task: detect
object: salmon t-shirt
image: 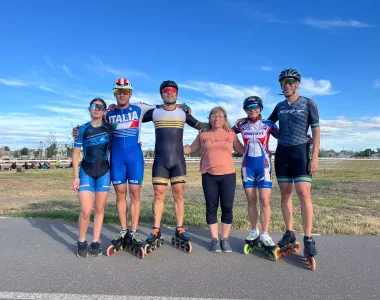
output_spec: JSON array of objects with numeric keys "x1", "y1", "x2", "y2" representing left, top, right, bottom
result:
[{"x1": 199, "y1": 130, "x2": 236, "y2": 175}]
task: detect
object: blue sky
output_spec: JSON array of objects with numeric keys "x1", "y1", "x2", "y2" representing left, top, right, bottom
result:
[{"x1": 1, "y1": 0, "x2": 379, "y2": 152}]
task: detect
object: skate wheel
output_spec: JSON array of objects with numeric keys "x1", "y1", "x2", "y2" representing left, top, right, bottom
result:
[
  {"x1": 274, "y1": 247, "x2": 281, "y2": 259},
  {"x1": 243, "y1": 244, "x2": 250, "y2": 255},
  {"x1": 185, "y1": 242, "x2": 192, "y2": 253},
  {"x1": 294, "y1": 241, "x2": 301, "y2": 253},
  {"x1": 272, "y1": 247, "x2": 279, "y2": 261},
  {"x1": 304, "y1": 254, "x2": 316, "y2": 271},
  {"x1": 139, "y1": 247, "x2": 145, "y2": 259},
  {"x1": 106, "y1": 245, "x2": 115, "y2": 257},
  {"x1": 144, "y1": 244, "x2": 151, "y2": 255}
]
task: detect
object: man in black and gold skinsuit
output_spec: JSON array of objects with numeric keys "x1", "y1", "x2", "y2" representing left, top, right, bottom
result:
[{"x1": 143, "y1": 80, "x2": 206, "y2": 246}]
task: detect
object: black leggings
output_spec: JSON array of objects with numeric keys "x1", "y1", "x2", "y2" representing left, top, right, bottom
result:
[{"x1": 201, "y1": 172, "x2": 236, "y2": 225}]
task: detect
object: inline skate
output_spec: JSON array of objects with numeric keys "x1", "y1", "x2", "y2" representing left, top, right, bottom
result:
[
  {"x1": 144, "y1": 227, "x2": 164, "y2": 255},
  {"x1": 303, "y1": 236, "x2": 317, "y2": 271},
  {"x1": 275, "y1": 230, "x2": 301, "y2": 259},
  {"x1": 171, "y1": 226, "x2": 192, "y2": 253},
  {"x1": 124, "y1": 230, "x2": 145, "y2": 259},
  {"x1": 244, "y1": 232, "x2": 279, "y2": 261},
  {"x1": 106, "y1": 230, "x2": 128, "y2": 256}
]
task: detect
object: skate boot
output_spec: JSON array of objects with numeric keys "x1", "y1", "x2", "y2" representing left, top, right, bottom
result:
[
  {"x1": 303, "y1": 236, "x2": 317, "y2": 271},
  {"x1": 172, "y1": 226, "x2": 192, "y2": 253},
  {"x1": 243, "y1": 229, "x2": 260, "y2": 254},
  {"x1": 106, "y1": 230, "x2": 128, "y2": 256},
  {"x1": 124, "y1": 230, "x2": 145, "y2": 259},
  {"x1": 276, "y1": 230, "x2": 301, "y2": 258},
  {"x1": 259, "y1": 233, "x2": 279, "y2": 261},
  {"x1": 76, "y1": 240, "x2": 88, "y2": 258},
  {"x1": 144, "y1": 227, "x2": 164, "y2": 255}
]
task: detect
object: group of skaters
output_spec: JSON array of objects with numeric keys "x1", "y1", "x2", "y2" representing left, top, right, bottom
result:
[{"x1": 72, "y1": 68, "x2": 320, "y2": 263}]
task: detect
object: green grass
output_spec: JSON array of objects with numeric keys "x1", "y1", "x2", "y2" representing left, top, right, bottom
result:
[{"x1": 1, "y1": 160, "x2": 380, "y2": 235}]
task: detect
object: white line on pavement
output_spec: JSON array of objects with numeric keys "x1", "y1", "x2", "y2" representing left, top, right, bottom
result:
[{"x1": 0, "y1": 292, "x2": 248, "y2": 300}]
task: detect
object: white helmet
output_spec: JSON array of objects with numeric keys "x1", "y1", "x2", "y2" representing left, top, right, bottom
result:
[{"x1": 113, "y1": 78, "x2": 133, "y2": 91}]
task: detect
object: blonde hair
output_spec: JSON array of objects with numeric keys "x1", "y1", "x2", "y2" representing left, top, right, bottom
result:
[{"x1": 202, "y1": 106, "x2": 231, "y2": 132}]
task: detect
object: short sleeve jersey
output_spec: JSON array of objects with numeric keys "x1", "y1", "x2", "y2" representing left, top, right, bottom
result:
[
  {"x1": 74, "y1": 122, "x2": 110, "y2": 163},
  {"x1": 268, "y1": 96, "x2": 319, "y2": 146},
  {"x1": 232, "y1": 117, "x2": 279, "y2": 169},
  {"x1": 106, "y1": 102, "x2": 157, "y2": 150}
]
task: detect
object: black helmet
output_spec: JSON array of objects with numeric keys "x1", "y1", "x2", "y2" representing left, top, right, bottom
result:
[
  {"x1": 160, "y1": 80, "x2": 178, "y2": 93},
  {"x1": 243, "y1": 96, "x2": 263, "y2": 109},
  {"x1": 278, "y1": 68, "x2": 301, "y2": 82}
]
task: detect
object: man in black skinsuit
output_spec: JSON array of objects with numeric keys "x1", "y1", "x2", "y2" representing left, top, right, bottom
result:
[{"x1": 143, "y1": 80, "x2": 206, "y2": 248}]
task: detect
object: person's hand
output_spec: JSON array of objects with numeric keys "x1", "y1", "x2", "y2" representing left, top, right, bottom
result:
[
  {"x1": 181, "y1": 103, "x2": 192, "y2": 115},
  {"x1": 72, "y1": 177, "x2": 80, "y2": 192},
  {"x1": 234, "y1": 118, "x2": 247, "y2": 127},
  {"x1": 308, "y1": 158, "x2": 318, "y2": 174},
  {"x1": 72, "y1": 125, "x2": 79, "y2": 138},
  {"x1": 108, "y1": 104, "x2": 116, "y2": 111}
]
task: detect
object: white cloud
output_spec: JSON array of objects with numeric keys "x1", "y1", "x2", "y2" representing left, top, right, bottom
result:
[
  {"x1": 0, "y1": 78, "x2": 28, "y2": 86},
  {"x1": 319, "y1": 117, "x2": 380, "y2": 150},
  {"x1": 38, "y1": 85, "x2": 60, "y2": 94},
  {"x1": 180, "y1": 81, "x2": 270, "y2": 100},
  {"x1": 300, "y1": 78, "x2": 337, "y2": 96},
  {"x1": 62, "y1": 64, "x2": 81, "y2": 81},
  {"x1": 85, "y1": 56, "x2": 149, "y2": 78},
  {"x1": 373, "y1": 79, "x2": 380, "y2": 88},
  {"x1": 303, "y1": 18, "x2": 375, "y2": 29},
  {"x1": 260, "y1": 66, "x2": 272, "y2": 71},
  {"x1": 226, "y1": 4, "x2": 375, "y2": 30},
  {"x1": 44, "y1": 55, "x2": 54, "y2": 68}
]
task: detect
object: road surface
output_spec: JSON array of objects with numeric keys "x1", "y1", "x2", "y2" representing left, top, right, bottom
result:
[{"x1": 0, "y1": 218, "x2": 379, "y2": 300}]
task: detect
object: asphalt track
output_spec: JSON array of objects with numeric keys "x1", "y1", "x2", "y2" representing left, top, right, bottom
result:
[{"x1": 0, "y1": 218, "x2": 379, "y2": 300}]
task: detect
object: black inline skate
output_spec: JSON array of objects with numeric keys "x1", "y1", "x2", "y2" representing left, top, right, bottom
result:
[
  {"x1": 171, "y1": 226, "x2": 192, "y2": 253},
  {"x1": 303, "y1": 236, "x2": 317, "y2": 271},
  {"x1": 144, "y1": 227, "x2": 164, "y2": 255},
  {"x1": 106, "y1": 230, "x2": 128, "y2": 256},
  {"x1": 124, "y1": 230, "x2": 145, "y2": 259},
  {"x1": 276, "y1": 230, "x2": 301, "y2": 259}
]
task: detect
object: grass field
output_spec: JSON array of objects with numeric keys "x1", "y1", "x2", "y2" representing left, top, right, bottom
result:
[{"x1": 0, "y1": 160, "x2": 379, "y2": 235}]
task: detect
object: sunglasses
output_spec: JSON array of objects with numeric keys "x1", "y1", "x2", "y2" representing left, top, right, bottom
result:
[
  {"x1": 89, "y1": 103, "x2": 106, "y2": 111},
  {"x1": 210, "y1": 114, "x2": 225, "y2": 119},
  {"x1": 280, "y1": 78, "x2": 297, "y2": 88},
  {"x1": 244, "y1": 104, "x2": 261, "y2": 111},
  {"x1": 113, "y1": 89, "x2": 131, "y2": 95},
  {"x1": 161, "y1": 87, "x2": 177, "y2": 94}
]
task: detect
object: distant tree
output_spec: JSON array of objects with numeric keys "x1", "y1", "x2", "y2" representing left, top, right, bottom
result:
[
  {"x1": 34, "y1": 150, "x2": 40, "y2": 158},
  {"x1": 355, "y1": 148, "x2": 374, "y2": 157},
  {"x1": 319, "y1": 149, "x2": 337, "y2": 158},
  {"x1": 45, "y1": 133, "x2": 58, "y2": 159},
  {"x1": 4, "y1": 146, "x2": 10, "y2": 151},
  {"x1": 377, "y1": 148, "x2": 380, "y2": 153},
  {"x1": 13, "y1": 151, "x2": 20, "y2": 158},
  {"x1": 65, "y1": 144, "x2": 73, "y2": 158},
  {"x1": 188, "y1": 147, "x2": 203, "y2": 157},
  {"x1": 144, "y1": 149, "x2": 155, "y2": 158},
  {"x1": 232, "y1": 151, "x2": 242, "y2": 157},
  {"x1": 20, "y1": 147, "x2": 29, "y2": 156}
]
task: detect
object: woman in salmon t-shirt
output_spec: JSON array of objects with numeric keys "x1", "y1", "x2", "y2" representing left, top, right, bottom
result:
[{"x1": 184, "y1": 106, "x2": 245, "y2": 253}]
